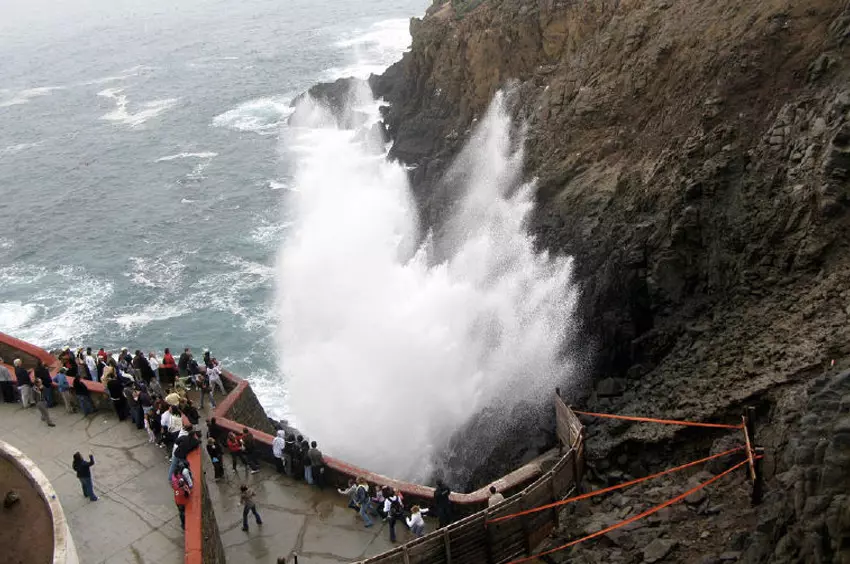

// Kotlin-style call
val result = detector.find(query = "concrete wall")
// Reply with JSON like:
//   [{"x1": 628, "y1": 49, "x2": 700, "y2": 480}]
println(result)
[
  {"x1": 201, "y1": 466, "x2": 227, "y2": 564},
  {"x1": 0, "y1": 439, "x2": 79, "y2": 564}
]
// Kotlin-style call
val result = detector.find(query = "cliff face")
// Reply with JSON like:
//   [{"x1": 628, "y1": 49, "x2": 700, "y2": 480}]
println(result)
[{"x1": 368, "y1": 0, "x2": 850, "y2": 561}]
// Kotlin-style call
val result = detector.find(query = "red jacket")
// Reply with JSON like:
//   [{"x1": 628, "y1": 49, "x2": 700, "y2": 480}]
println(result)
[
  {"x1": 171, "y1": 474, "x2": 191, "y2": 506},
  {"x1": 227, "y1": 434, "x2": 243, "y2": 453},
  {"x1": 162, "y1": 353, "x2": 177, "y2": 370}
]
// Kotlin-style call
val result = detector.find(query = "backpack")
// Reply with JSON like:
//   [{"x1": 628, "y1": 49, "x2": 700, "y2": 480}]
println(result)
[{"x1": 389, "y1": 496, "x2": 404, "y2": 518}]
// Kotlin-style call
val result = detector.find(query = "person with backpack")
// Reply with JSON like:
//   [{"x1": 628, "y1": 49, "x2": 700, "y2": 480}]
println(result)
[
  {"x1": 240, "y1": 485, "x2": 263, "y2": 532},
  {"x1": 353, "y1": 477, "x2": 373, "y2": 528},
  {"x1": 171, "y1": 463, "x2": 193, "y2": 530},
  {"x1": 383, "y1": 487, "x2": 406, "y2": 542}
]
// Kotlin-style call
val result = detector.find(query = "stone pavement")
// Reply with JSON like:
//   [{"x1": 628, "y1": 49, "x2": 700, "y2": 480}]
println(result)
[
  {"x1": 0, "y1": 401, "x2": 420, "y2": 564},
  {"x1": 206, "y1": 458, "x2": 400, "y2": 564},
  {"x1": 0, "y1": 401, "x2": 184, "y2": 564}
]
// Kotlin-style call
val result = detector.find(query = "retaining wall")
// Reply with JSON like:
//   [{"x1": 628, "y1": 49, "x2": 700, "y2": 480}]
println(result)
[{"x1": 0, "y1": 439, "x2": 79, "y2": 564}]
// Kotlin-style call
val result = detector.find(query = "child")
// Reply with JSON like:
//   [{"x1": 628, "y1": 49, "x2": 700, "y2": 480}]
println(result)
[
  {"x1": 240, "y1": 485, "x2": 263, "y2": 532},
  {"x1": 406, "y1": 505, "x2": 429, "y2": 537},
  {"x1": 144, "y1": 411, "x2": 156, "y2": 443}
]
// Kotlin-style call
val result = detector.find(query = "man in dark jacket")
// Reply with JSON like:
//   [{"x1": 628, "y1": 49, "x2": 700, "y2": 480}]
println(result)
[
  {"x1": 178, "y1": 348, "x2": 191, "y2": 378},
  {"x1": 14, "y1": 359, "x2": 34, "y2": 407},
  {"x1": 307, "y1": 441, "x2": 325, "y2": 487},
  {"x1": 72, "y1": 376, "x2": 95, "y2": 415},
  {"x1": 434, "y1": 479, "x2": 454, "y2": 528}
]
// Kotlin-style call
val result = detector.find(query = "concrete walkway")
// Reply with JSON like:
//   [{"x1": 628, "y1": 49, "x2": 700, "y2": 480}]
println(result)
[
  {"x1": 0, "y1": 402, "x2": 184, "y2": 564},
  {"x1": 0, "y1": 401, "x2": 415, "y2": 564}
]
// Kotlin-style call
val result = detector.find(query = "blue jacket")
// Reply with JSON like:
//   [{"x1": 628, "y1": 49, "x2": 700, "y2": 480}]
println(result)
[{"x1": 54, "y1": 372, "x2": 70, "y2": 392}]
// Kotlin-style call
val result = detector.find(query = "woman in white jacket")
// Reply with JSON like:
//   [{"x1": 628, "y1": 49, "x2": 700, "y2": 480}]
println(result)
[{"x1": 406, "y1": 505, "x2": 428, "y2": 538}]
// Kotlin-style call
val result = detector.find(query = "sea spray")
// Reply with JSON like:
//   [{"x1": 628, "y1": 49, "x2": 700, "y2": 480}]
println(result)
[{"x1": 278, "y1": 89, "x2": 579, "y2": 483}]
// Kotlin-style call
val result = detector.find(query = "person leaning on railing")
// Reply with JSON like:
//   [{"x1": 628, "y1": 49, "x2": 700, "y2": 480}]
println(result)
[{"x1": 0, "y1": 357, "x2": 15, "y2": 404}]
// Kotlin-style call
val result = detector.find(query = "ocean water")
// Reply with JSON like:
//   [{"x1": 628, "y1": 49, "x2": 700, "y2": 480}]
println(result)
[{"x1": 0, "y1": 0, "x2": 429, "y2": 420}]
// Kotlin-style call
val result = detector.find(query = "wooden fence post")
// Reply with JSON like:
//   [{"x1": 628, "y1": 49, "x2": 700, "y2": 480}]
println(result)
[
  {"x1": 443, "y1": 528, "x2": 452, "y2": 564},
  {"x1": 402, "y1": 546, "x2": 410, "y2": 564},
  {"x1": 550, "y1": 469, "x2": 560, "y2": 528}
]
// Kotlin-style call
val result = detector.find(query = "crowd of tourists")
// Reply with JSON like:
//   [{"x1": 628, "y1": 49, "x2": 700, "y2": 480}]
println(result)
[{"x1": 0, "y1": 344, "x2": 485, "y2": 545}]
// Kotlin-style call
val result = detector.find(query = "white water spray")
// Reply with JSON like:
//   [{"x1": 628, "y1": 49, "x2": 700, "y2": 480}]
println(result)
[{"x1": 277, "y1": 89, "x2": 579, "y2": 483}]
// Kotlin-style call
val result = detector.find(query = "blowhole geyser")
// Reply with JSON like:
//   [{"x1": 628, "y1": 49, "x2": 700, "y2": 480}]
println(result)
[{"x1": 278, "y1": 88, "x2": 579, "y2": 483}]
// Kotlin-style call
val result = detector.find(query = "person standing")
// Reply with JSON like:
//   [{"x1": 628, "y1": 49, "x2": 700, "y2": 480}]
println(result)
[
  {"x1": 487, "y1": 485, "x2": 505, "y2": 507},
  {"x1": 53, "y1": 367, "x2": 76, "y2": 413},
  {"x1": 272, "y1": 430, "x2": 286, "y2": 474},
  {"x1": 33, "y1": 359, "x2": 54, "y2": 407},
  {"x1": 383, "y1": 488, "x2": 406, "y2": 543},
  {"x1": 0, "y1": 357, "x2": 15, "y2": 403},
  {"x1": 73, "y1": 376, "x2": 95, "y2": 415},
  {"x1": 177, "y1": 348, "x2": 191, "y2": 380},
  {"x1": 283, "y1": 433, "x2": 296, "y2": 476},
  {"x1": 171, "y1": 463, "x2": 193, "y2": 530},
  {"x1": 62, "y1": 347, "x2": 78, "y2": 379},
  {"x1": 241, "y1": 428, "x2": 260, "y2": 474},
  {"x1": 14, "y1": 359, "x2": 34, "y2": 408},
  {"x1": 161, "y1": 348, "x2": 177, "y2": 386},
  {"x1": 434, "y1": 479, "x2": 453, "y2": 528},
  {"x1": 32, "y1": 378, "x2": 56, "y2": 427},
  {"x1": 354, "y1": 477, "x2": 373, "y2": 528},
  {"x1": 197, "y1": 371, "x2": 215, "y2": 410},
  {"x1": 107, "y1": 376, "x2": 129, "y2": 420},
  {"x1": 301, "y1": 438, "x2": 313, "y2": 484},
  {"x1": 207, "y1": 437, "x2": 225, "y2": 480},
  {"x1": 240, "y1": 485, "x2": 263, "y2": 532},
  {"x1": 227, "y1": 431, "x2": 249, "y2": 473},
  {"x1": 72, "y1": 452, "x2": 98, "y2": 501},
  {"x1": 147, "y1": 352, "x2": 160, "y2": 380},
  {"x1": 202, "y1": 349, "x2": 213, "y2": 370},
  {"x1": 85, "y1": 348, "x2": 99, "y2": 383},
  {"x1": 207, "y1": 359, "x2": 226, "y2": 396},
  {"x1": 307, "y1": 441, "x2": 325, "y2": 487}
]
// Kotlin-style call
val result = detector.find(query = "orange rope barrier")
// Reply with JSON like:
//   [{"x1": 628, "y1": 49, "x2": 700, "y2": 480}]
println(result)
[
  {"x1": 571, "y1": 409, "x2": 743, "y2": 430},
  {"x1": 506, "y1": 456, "x2": 759, "y2": 564},
  {"x1": 489, "y1": 446, "x2": 743, "y2": 524}
]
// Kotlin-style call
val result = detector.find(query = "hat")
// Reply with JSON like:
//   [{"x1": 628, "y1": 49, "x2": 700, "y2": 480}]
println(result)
[
  {"x1": 121, "y1": 347, "x2": 128, "y2": 352},
  {"x1": 63, "y1": 346, "x2": 70, "y2": 351},
  {"x1": 59, "y1": 367, "x2": 66, "y2": 373}
]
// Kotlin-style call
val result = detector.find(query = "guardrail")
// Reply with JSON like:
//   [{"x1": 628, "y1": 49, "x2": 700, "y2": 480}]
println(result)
[{"x1": 354, "y1": 392, "x2": 584, "y2": 564}]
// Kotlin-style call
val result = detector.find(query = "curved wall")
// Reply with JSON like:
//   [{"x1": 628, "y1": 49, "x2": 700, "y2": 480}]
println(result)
[{"x1": 0, "y1": 439, "x2": 78, "y2": 564}]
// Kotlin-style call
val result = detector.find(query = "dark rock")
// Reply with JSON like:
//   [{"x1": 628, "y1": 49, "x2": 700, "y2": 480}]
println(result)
[
  {"x1": 597, "y1": 378, "x2": 627, "y2": 397},
  {"x1": 643, "y1": 538, "x2": 677, "y2": 563},
  {"x1": 3, "y1": 490, "x2": 20, "y2": 508}
]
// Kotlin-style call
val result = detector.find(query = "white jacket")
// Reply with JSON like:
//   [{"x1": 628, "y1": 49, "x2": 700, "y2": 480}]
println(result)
[
  {"x1": 406, "y1": 509, "x2": 428, "y2": 530},
  {"x1": 272, "y1": 431, "x2": 286, "y2": 458}
]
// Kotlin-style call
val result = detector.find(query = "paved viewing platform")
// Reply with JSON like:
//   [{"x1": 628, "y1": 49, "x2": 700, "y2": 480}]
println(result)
[{"x1": 0, "y1": 400, "x2": 400, "y2": 563}]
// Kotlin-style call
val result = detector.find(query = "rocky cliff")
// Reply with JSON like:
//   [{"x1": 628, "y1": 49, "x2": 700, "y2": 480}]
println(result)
[{"x1": 364, "y1": 0, "x2": 850, "y2": 561}]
